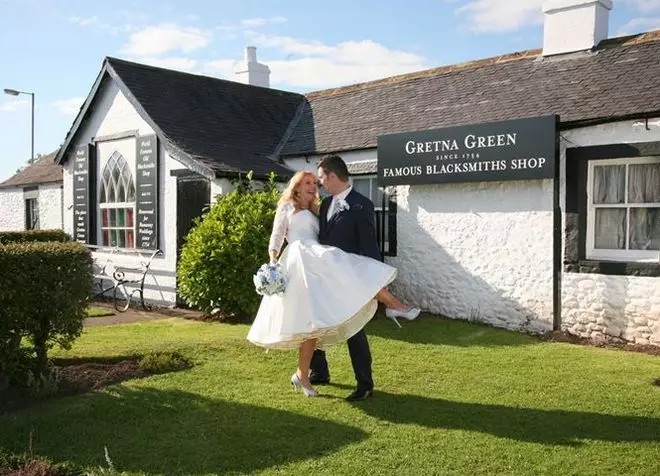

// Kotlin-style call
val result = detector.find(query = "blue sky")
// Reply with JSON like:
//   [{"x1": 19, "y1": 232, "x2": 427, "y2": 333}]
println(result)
[{"x1": 1, "y1": 0, "x2": 659, "y2": 182}]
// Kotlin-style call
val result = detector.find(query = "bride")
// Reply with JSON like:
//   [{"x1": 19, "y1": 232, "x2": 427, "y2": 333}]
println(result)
[{"x1": 247, "y1": 170, "x2": 419, "y2": 397}]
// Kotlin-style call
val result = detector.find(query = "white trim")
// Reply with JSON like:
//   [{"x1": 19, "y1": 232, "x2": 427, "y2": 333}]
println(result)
[{"x1": 586, "y1": 156, "x2": 660, "y2": 262}]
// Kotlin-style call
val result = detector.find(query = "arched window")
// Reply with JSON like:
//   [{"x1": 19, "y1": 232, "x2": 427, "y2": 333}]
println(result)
[{"x1": 99, "y1": 151, "x2": 136, "y2": 248}]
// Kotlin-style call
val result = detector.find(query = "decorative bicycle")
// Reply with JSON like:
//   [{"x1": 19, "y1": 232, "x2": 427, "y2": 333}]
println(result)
[{"x1": 90, "y1": 246, "x2": 163, "y2": 312}]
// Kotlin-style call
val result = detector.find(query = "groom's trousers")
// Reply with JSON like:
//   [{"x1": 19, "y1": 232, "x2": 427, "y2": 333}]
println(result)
[{"x1": 311, "y1": 329, "x2": 373, "y2": 391}]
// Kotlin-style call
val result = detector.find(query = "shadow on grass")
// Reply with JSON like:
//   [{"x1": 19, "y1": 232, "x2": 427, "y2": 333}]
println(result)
[
  {"x1": 351, "y1": 391, "x2": 660, "y2": 446},
  {"x1": 367, "y1": 312, "x2": 538, "y2": 348},
  {"x1": 0, "y1": 387, "x2": 367, "y2": 474}
]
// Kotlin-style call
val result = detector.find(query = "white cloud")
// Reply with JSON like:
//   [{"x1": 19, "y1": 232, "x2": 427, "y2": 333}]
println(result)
[
  {"x1": 202, "y1": 59, "x2": 235, "y2": 78},
  {"x1": 0, "y1": 99, "x2": 28, "y2": 112},
  {"x1": 241, "y1": 16, "x2": 287, "y2": 27},
  {"x1": 245, "y1": 33, "x2": 428, "y2": 89},
  {"x1": 69, "y1": 15, "x2": 98, "y2": 27},
  {"x1": 616, "y1": 16, "x2": 660, "y2": 35},
  {"x1": 121, "y1": 23, "x2": 212, "y2": 56},
  {"x1": 53, "y1": 97, "x2": 85, "y2": 116},
  {"x1": 450, "y1": 0, "x2": 543, "y2": 33}
]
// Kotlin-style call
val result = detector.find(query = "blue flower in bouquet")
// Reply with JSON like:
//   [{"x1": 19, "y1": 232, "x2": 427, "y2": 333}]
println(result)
[{"x1": 253, "y1": 262, "x2": 287, "y2": 296}]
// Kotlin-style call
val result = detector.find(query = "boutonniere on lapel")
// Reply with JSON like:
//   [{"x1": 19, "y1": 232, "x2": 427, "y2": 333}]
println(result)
[{"x1": 336, "y1": 199, "x2": 351, "y2": 213}]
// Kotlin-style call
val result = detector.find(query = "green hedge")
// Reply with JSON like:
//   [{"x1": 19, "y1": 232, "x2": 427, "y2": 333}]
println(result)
[
  {"x1": 0, "y1": 229, "x2": 70, "y2": 244},
  {"x1": 177, "y1": 173, "x2": 280, "y2": 318},
  {"x1": 0, "y1": 241, "x2": 92, "y2": 379}
]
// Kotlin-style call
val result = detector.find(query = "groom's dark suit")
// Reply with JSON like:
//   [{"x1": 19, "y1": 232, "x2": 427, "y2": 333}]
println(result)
[{"x1": 310, "y1": 188, "x2": 382, "y2": 393}]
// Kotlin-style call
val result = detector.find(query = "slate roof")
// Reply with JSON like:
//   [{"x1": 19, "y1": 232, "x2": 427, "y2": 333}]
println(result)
[
  {"x1": 0, "y1": 151, "x2": 62, "y2": 189},
  {"x1": 57, "y1": 57, "x2": 305, "y2": 180},
  {"x1": 280, "y1": 31, "x2": 660, "y2": 157}
]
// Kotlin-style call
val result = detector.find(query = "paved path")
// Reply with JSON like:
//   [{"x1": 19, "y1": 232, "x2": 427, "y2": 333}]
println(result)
[{"x1": 84, "y1": 302, "x2": 204, "y2": 327}]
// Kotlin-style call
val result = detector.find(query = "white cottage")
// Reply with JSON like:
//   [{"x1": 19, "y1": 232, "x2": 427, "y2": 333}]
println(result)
[
  {"x1": 56, "y1": 0, "x2": 660, "y2": 344},
  {"x1": 55, "y1": 50, "x2": 298, "y2": 306},
  {"x1": 0, "y1": 151, "x2": 63, "y2": 232}
]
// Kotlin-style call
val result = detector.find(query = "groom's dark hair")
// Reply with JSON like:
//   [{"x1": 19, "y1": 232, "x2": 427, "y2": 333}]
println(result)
[{"x1": 317, "y1": 154, "x2": 349, "y2": 182}]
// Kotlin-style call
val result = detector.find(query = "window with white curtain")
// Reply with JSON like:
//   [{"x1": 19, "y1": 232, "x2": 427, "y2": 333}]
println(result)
[{"x1": 587, "y1": 156, "x2": 660, "y2": 261}]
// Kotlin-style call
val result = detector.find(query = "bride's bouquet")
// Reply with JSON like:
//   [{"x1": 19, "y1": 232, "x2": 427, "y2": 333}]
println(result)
[{"x1": 253, "y1": 262, "x2": 287, "y2": 296}]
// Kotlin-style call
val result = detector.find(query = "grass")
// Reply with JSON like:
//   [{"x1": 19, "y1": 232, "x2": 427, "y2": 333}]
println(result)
[
  {"x1": 1, "y1": 315, "x2": 659, "y2": 475},
  {"x1": 85, "y1": 306, "x2": 115, "y2": 318}
]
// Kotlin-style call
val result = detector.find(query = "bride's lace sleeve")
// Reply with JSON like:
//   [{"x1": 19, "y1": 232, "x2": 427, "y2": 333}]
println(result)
[{"x1": 268, "y1": 203, "x2": 291, "y2": 254}]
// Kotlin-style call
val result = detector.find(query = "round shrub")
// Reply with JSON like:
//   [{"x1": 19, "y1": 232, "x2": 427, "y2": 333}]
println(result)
[
  {"x1": 177, "y1": 173, "x2": 280, "y2": 318},
  {"x1": 0, "y1": 241, "x2": 92, "y2": 377},
  {"x1": 138, "y1": 351, "x2": 189, "y2": 374}
]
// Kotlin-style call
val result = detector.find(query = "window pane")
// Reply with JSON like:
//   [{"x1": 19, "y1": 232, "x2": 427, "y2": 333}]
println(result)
[
  {"x1": 118, "y1": 229, "x2": 126, "y2": 248},
  {"x1": 629, "y1": 208, "x2": 660, "y2": 250},
  {"x1": 628, "y1": 163, "x2": 660, "y2": 203},
  {"x1": 102, "y1": 209, "x2": 109, "y2": 227},
  {"x1": 110, "y1": 209, "x2": 116, "y2": 227},
  {"x1": 118, "y1": 180, "x2": 126, "y2": 202},
  {"x1": 118, "y1": 208, "x2": 125, "y2": 227},
  {"x1": 101, "y1": 152, "x2": 135, "y2": 204},
  {"x1": 102, "y1": 230, "x2": 110, "y2": 246},
  {"x1": 112, "y1": 163, "x2": 121, "y2": 184},
  {"x1": 593, "y1": 165, "x2": 625, "y2": 204},
  {"x1": 371, "y1": 181, "x2": 385, "y2": 208},
  {"x1": 127, "y1": 208, "x2": 134, "y2": 227},
  {"x1": 127, "y1": 230, "x2": 134, "y2": 249},
  {"x1": 352, "y1": 178, "x2": 371, "y2": 199},
  {"x1": 110, "y1": 230, "x2": 118, "y2": 247},
  {"x1": 594, "y1": 208, "x2": 626, "y2": 249}
]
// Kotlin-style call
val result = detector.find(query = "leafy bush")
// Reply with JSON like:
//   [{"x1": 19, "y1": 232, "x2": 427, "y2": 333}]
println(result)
[
  {"x1": 177, "y1": 172, "x2": 280, "y2": 318},
  {"x1": 0, "y1": 241, "x2": 92, "y2": 378},
  {"x1": 138, "y1": 352, "x2": 189, "y2": 374},
  {"x1": 0, "y1": 229, "x2": 70, "y2": 244}
]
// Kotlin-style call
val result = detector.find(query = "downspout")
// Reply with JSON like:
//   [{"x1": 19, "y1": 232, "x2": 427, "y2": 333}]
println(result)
[{"x1": 552, "y1": 115, "x2": 562, "y2": 331}]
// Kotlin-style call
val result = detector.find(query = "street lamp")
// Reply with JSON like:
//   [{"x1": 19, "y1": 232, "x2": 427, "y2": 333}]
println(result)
[{"x1": 4, "y1": 88, "x2": 35, "y2": 163}]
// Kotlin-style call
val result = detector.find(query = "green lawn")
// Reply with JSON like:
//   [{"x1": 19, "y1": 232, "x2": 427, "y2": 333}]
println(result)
[
  {"x1": 85, "y1": 306, "x2": 115, "y2": 317},
  {"x1": 1, "y1": 315, "x2": 659, "y2": 475}
]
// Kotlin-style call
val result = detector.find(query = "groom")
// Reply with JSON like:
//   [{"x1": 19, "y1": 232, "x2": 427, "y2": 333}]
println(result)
[{"x1": 312, "y1": 154, "x2": 382, "y2": 401}]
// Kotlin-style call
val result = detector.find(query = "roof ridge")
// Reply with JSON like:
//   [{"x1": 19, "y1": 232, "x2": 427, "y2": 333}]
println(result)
[
  {"x1": 104, "y1": 56, "x2": 303, "y2": 99},
  {"x1": 304, "y1": 29, "x2": 660, "y2": 100}
]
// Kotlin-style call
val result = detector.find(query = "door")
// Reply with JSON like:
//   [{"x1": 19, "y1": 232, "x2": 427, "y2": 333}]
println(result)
[{"x1": 176, "y1": 173, "x2": 211, "y2": 306}]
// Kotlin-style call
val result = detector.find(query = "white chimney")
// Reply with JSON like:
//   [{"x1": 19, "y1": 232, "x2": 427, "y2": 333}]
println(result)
[
  {"x1": 542, "y1": 0, "x2": 613, "y2": 56},
  {"x1": 232, "y1": 46, "x2": 270, "y2": 88}
]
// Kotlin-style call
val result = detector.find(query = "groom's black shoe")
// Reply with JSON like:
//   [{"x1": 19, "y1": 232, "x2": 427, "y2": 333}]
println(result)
[
  {"x1": 309, "y1": 374, "x2": 330, "y2": 385},
  {"x1": 345, "y1": 388, "x2": 373, "y2": 402}
]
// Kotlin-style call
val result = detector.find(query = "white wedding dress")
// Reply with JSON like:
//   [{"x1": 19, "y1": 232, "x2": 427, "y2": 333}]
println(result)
[{"x1": 247, "y1": 202, "x2": 397, "y2": 350}]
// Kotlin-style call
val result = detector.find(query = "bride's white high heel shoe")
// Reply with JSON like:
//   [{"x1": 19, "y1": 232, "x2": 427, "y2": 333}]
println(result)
[
  {"x1": 385, "y1": 307, "x2": 421, "y2": 328},
  {"x1": 291, "y1": 373, "x2": 318, "y2": 397}
]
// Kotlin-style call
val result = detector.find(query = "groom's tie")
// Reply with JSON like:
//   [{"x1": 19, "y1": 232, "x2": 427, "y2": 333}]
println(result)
[{"x1": 328, "y1": 198, "x2": 338, "y2": 220}]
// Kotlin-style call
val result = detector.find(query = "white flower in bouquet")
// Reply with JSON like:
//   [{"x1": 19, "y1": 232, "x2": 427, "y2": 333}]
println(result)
[{"x1": 253, "y1": 262, "x2": 287, "y2": 296}]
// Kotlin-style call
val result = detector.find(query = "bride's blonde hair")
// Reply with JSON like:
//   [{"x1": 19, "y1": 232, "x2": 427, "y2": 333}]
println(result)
[{"x1": 279, "y1": 171, "x2": 320, "y2": 215}]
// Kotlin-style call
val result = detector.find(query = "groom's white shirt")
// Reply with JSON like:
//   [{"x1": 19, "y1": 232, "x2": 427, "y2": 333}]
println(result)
[{"x1": 327, "y1": 185, "x2": 352, "y2": 221}]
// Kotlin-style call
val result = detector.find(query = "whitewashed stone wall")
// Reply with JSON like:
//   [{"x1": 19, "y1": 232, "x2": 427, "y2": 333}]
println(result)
[
  {"x1": 389, "y1": 180, "x2": 554, "y2": 332},
  {"x1": 285, "y1": 151, "x2": 555, "y2": 333},
  {"x1": 0, "y1": 188, "x2": 24, "y2": 231},
  {"x1": 560, "y1": 117, "x2": 660, "y2": 344},
  {"x1": 562, "y1": 273, "x2": 660, "y2": 344},
  {"x1": 0, "y1": 184, "x2": 62, "y2": 232},
  {"x1": 38, "y1": 184, "x2": 63, "y2": 230}
]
